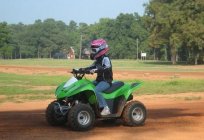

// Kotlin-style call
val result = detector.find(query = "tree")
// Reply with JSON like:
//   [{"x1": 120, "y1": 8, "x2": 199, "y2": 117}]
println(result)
[
  {"x1": 90, "y1": 14, "x2": 148, "y2": 59},
  {"x1": 144, "y1": 0, "x2": 204, "y2": 64},
  {"x1": 0, "y1": 22, "x2": 13, "y2": 59},
  {"x1": 179, "y1": 0, "x2": 204, "y2": 64}
]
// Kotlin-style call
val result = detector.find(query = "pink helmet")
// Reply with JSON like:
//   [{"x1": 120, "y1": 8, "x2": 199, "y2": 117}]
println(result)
[{"x1": 90, "y1": 39, "x2": 109, "y2": 59}]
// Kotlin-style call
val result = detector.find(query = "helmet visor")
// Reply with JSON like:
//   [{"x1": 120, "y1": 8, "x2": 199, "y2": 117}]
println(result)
[{"x1": 91, "y1": 48, "x2": 99, "y2": 53}]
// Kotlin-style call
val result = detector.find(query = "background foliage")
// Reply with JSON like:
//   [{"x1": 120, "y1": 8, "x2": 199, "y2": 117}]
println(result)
[{"x1": 0, "y1": 0, "x2": 203, "y2": 64}]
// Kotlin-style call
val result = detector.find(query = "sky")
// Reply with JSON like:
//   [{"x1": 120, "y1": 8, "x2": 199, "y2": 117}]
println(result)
[{"x1": 0, "y1": 0, "x2": 149, "y2": 25}]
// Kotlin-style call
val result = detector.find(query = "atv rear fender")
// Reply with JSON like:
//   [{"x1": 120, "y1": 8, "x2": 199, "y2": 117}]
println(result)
[{"x1": 124, "y1": 82, "x2": 142, "y2": 100}]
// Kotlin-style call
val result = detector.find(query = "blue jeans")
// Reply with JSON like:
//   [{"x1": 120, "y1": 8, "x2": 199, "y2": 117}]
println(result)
[{"x1": 93, "y1": 81, "x2": 110, "y2": 108}]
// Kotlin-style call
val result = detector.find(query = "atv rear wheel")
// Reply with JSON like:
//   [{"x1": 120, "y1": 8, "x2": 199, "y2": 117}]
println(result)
[
  {"x1": 68, "y1": 103, "x2": 95, "y2": 131},
  {"x1": 46, "y1": 101, "x2": 67, "y2": 126},
  {"x1": 122, "y1": 101, "x2": 146, "y2": 126}
]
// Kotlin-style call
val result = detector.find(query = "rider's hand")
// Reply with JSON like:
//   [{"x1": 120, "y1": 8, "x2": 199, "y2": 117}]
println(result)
[
  {"x1": 90, "y1": 69, "x2": 95, "y2": 74},
  {"x1": 79, "y1": 68, "x2": 85, "y2": 72}
]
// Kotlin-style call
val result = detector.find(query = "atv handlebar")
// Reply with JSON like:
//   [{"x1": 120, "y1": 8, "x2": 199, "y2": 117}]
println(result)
[
  {"x1": 71, "y1": 68, "x2": 90, "y2": 74},
  {"x1": 71, "y1": 68, "x2": 90, "y2": 80}
]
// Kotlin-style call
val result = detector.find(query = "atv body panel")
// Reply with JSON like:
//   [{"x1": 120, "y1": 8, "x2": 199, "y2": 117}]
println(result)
[
  {"x1": 46, "y1": 69, "x2": 146, "y2": 131},
  {"x1": 55, "y1": 76, "x2": 141, "y2": 116}
]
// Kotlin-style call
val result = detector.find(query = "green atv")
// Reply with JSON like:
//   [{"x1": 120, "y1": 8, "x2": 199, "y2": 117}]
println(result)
[{"x1": 46, "y1": 69, "x2": 146, "y2": 131}]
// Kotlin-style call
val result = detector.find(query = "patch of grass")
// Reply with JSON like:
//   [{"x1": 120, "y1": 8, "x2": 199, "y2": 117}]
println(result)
[
  {"x1": 0, "y1": 73, "x2": 62, "y2": 102},
  {"x1": 0, "y1": 86, "x2": 54, "y2": 95},
  {"x1": 0, "y1": 73, "x2": 67, "y2": 86},
  {"x1": 1, "y1": 94, "x2": 53, "y2": 103},
  {"x1": 136, "y1": 79, "x2": 204, "y2": 95},
  {"x1": 0, "y1": 73, "x2": 63, "y2": 96},
  {"x1": 1, "y1": 59, "x2": 204, "y2": 72},
  {"x1": 184, "y1": 96, "x2": 202, "y2": 101},
  {"x1": 0, "y1": 98, "x2": 6, "y2": 104},
  {"x1": 21, "y1": 95, "x2": 53, "y2": 101},
  {"x1": 4, "y1": 95, "x2": 23, "y2": 103},
  {"x1": 0, "y1": 59, "x2": 92, "y2": 68},
  {"x1": 1, "y1": 72, "x2": 204, "y2": 102},
  {"x1": 165, "y1": 80, "x2": 179, "y2": 86}
]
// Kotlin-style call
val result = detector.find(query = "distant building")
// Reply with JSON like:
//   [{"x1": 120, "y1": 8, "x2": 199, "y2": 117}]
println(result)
[
  {"x1": 67, "y1": 47, "x2": 75, "y2": 59},
  {"x1": 53, "y1": 52, "x2": 66, "y2": 59},
  {"x1": 82, "y1": 48, "x2": 91, "y2": 59}
]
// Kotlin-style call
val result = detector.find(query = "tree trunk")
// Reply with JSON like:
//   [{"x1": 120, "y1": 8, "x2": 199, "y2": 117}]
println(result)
[
  {"x1": 49, "y1": 52, "x2": 52, "y2": 59},
  {"x1": 14, "y1": 51, "x2": 16, "y2": 59},
  {"x1": 171, "y1": 47, "x2": 177, "y2": 65},
  {"x1": 19, "y1": 50, "x2": 22, "y2": 59},
  {"x1": 194, "y1": 53, "x2": 199, "y2": 65},
  {"x1": 38, "y1": 46, "x2": 40, "y2": 59},
  {"x1": 165, "y1": 46, "x2": 168, "y2": 61},
  {"x1": 195, "y1": 57, "x2": 198, "y2": 65},
  {"x1": 171, "y1": 54, "x2": 176, "y2": 65}
]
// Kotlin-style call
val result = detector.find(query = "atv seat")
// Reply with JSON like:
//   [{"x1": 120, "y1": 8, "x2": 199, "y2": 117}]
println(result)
[{"x1": 103, "y1": 81, "x2": 124, "y2": 94}]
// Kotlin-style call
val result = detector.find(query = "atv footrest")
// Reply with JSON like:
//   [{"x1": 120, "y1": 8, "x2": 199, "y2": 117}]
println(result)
[{"x1": 100, "y1": 114, "x2": 120, "y2": 118}]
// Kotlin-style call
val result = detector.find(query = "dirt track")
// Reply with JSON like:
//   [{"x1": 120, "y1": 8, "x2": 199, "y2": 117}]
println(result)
[
  {"x1": 0, "y1": 94, "x2": 204, "y2": 140},
  {"x1": 1, "y1": 65, "x2": 204, "y2": 80},
  {"x1": 0, "y1": 65, "x2": 204, "y2": 139}
]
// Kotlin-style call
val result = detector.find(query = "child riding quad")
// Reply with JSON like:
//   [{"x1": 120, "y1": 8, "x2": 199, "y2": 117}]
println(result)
[{"x1": 46, "y1": 39, "x2": 146, "y2": 131}]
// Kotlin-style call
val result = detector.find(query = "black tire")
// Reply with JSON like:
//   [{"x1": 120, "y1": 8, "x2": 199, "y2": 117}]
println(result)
[
  {"x1": 122, "y1": 101, "x2": 146, "y2": 126},
  {"x1": 46, "y1": 101, "x2": 67, "y2": 126},
  {"x1": 68, "y1": 103, "x2": 95, "y2": 131}
]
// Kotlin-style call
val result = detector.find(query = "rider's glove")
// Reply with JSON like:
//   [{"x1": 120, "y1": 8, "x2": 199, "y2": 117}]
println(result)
[
  {"x1": 89, "y1": 69, "x2": 95, "y2": 74},
  {"x1": 79, "y1": 68, "x2": 85, "y2": 72}
]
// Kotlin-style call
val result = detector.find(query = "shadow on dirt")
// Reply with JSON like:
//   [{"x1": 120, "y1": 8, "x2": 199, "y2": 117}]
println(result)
[
  {"x1": 0, "y1": 107, "x2": 202, "y2": 128},
  {"x1": 143, "y1": 61, "x2": 187, "y2": 66},
  {"x1": 0, "y1": 107, "x2": 203, "y2": 139},
  {"x1": 147, "y1": 108, "x2": 203, "y2": 119}
]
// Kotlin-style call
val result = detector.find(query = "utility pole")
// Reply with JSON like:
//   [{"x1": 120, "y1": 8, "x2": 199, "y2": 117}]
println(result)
[
  {"x1": 79, "y1": 35, "x2": 82, "y2": 59},
  {"x1": 165, "y1": 45, "x2": 167, "y2": 61},
  {"x1": 38, "y1": 45, "x2": 40, "y2": 59},
  {"x1": 19, "y1": 45, "x2": 22, "y2": 59},
  {"x1": 136, "y1": 38, "x2": 139, "y2": 60}
]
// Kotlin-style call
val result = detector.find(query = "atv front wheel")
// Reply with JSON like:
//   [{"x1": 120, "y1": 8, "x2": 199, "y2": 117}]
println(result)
[
  {"x1": 46, "y1": 101, "x2": 67, "y2": 126},
  {"x1": 122, "y1": 101, "x2": 146, "y2": 126},
  {"x1": 68, "y1": 103, "x2": 95, "y2": 131}
]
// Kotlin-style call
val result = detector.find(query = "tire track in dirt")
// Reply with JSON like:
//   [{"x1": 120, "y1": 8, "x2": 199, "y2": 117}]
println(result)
[{"x1": 0, "y1": 94, "x2": 204, "y2": 140}]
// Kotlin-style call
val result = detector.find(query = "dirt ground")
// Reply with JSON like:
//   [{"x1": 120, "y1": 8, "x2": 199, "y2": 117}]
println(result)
[
  {"x1": 0, "y1": 94, "x2": 204, "y2": 140},
  {"x1": 0, "y1": 65, "x2": 204, "y2": 140},
  {"x1": 1, "y1": 65, "x2": 204, "y2": 80}
]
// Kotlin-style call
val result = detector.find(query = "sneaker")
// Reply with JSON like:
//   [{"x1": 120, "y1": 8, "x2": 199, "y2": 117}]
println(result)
[{"x1": 101, "y1": 106, "x2": 111, "y2": 116}]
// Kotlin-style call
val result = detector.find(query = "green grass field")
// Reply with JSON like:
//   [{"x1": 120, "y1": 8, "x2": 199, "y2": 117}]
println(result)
[
  {"x1": 1, "y1": 58, "x2": 204, "y2": 72},
  {"x1": 0, "y1": 59, "x2": 204, "y2": 103}
]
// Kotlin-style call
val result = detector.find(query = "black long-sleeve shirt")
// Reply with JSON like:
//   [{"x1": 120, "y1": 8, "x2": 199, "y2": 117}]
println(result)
[{"x1": 86, "y1": 55, "x2": 113, "y2": 84}]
